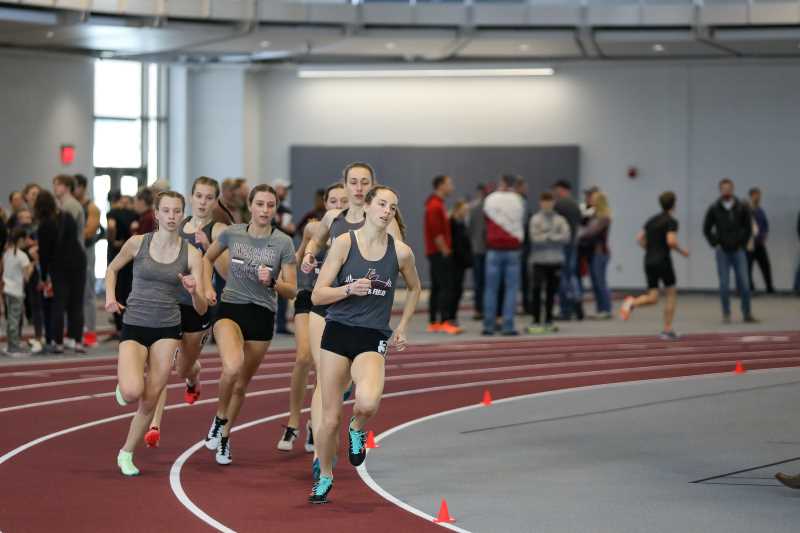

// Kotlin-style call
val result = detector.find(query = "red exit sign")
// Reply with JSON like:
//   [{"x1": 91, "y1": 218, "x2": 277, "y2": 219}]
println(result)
[{"x1": 60, "y1": 144, "x2": 75, "y2": 165}]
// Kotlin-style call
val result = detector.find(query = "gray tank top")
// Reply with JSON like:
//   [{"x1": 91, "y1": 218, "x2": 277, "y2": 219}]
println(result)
[
  {"x1": 123, "y1": 232, "x2": 189, "y2": 328},
  {"x1": 177, "y1": 217, "x2": 214, "y2": 305},
  {"x1": 326, "y1": 231, "x2": 399, "y2": 336}
]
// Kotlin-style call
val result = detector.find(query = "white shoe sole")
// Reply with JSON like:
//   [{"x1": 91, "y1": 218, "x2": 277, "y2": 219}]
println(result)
[
  {"x1": 277, "y1": 439, "x2": 295, "y2": 452},
  {"x1": 205, "y1": 437, "x2": 219, "y2": 451},
  {"x1": 215, "y1": 454, "x2": 232, "y2": 465},
  {"x1": 304, "y1": 442, "x2": 314, "y2": 453}
]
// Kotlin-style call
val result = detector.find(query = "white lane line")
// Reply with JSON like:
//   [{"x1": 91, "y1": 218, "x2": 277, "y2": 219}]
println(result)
[
  {"x1": 3, "y1": 351, "x2": 800, "y2": 413},
  {"x1": 4, "y1": 343, "x2": 799, "y2": 394},
  {"x1": 355, "y1": 368, "x2": 800, "y2": 532}
]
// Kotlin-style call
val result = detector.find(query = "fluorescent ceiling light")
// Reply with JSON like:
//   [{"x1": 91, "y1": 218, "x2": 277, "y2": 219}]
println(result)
[{"x1": 297, "y1": 67, "x2": 554, "y2": 79}]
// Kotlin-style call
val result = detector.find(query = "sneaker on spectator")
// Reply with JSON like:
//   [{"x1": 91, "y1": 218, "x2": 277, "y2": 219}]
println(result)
[
  {"x1": 4, "y1": 345, "x2": 31, "y2": 358},
  {"x1": 28, "y1": 339, "x2": 43, "y2": 354}
]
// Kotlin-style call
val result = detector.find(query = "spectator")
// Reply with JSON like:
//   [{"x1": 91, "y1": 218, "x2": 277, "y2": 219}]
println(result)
[
  {"x1": 448, "y1": 200, "x2": 473, "y2": 326},
  {"x1": 515, "y1": 178, "x2": 532, "y2": 314},
  {"x1": 746, "y1": 187, "x2": 775, "y2": 294},
  {"x1": 553, "y1": 180, "x2": 583, "y2": 321},
  {"x1": 580, "y1": 191, "x2": 613, "y2": 319},
  {"x1": 703, "y1": 178, "x2": 757, "y2": 323},
  {"x1": 271, "y1": 178, "x2": 295, "y2": 335},
  {"x1": 212, "y1": 178, "x2": 239, "y2": 225},
  {"x1": 467, "y1": 184, "x2": 488, "y2": 320},
  {"x1": 132, "y1": 188, "x2": 155, "y2": 235},
  {"x1": 425, "y1": 174, "x2": 460, "y2": 334},
  {"x1": 527, "y1": 191, "x2": 570, "y2": 334},
  {"x1": 3, "y1": 227, "x2": 34, "y2": 356},
  {"x1": 34, "y1": 190, "x2": 87, "y2": 353},
  {"x1": 22, "y1": 183, "x2": 41, "y2": 213},
  {"x1": 52, "y1": 175, "x2": 86, "y2": 248},
  {"x1": 106, "y1": 190, "x2": 138, "y2": 337},
  {"x1": 74, "y1": 174, "x2": 102, "y2": 346},
  {"x1": 17, "y1": 208, "x2": 44, "y2": 353},
  {"x1": 482, "y1": 174, "x2": 525, "y2": 336},
  {"x1": 7, "y1": 191, "x2": 26, "y2": 229},
  {"x1": 795, "y1": 210, "x2": 800, "y2": 295},
  {"x1": 297, "y1": 188, "x2": 326, "y2": 237}
]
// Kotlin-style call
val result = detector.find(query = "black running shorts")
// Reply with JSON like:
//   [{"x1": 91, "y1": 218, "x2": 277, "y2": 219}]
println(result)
[
  {"x1": 294, "y1": 290, "x2": 313, "y2": 315},
  {"x1": 321, "y1": 320, "x2": 389, "y2": 361},
  {"x1": 180, "y1": 304, "x2": 213, "y2": 333},
  {"x1": 310, "y1": 303, "x2": 329, "y2": 318},
  {"x1": 216, "y1": 302, "x2": 275, "y2": 342},
  {"x1": 645, "y1": 261, "x2": 676, "y2": 289},
  {"x1": 121, "y1": 323, "x2": 183, "y2": 348}
]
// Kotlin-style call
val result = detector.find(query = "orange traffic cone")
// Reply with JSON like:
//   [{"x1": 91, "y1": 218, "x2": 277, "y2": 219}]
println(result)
[
  {"x1": 365, "y1": 430, "x2": 380, "y2": 449},
  {"x1": 481, "y1": 389, "x2": 492, "y2": 406},
  {"x1": 734, "y1": 361, "x2": 745, "y2": 374},
  {"x1": 433, "y1": 499, "x2": 456, "y2": 523}
]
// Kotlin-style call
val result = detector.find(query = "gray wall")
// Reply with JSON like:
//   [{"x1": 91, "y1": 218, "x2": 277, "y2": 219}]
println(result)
[
  {"x1": 252, "y1": 62, "x2": 800, "y2": 290},
  {"x1": 290, "y1": 145, "x2": 579, "y2": 285},
  {"x1": 0, "y1": 51, "x2": 93, "y2": 197}
]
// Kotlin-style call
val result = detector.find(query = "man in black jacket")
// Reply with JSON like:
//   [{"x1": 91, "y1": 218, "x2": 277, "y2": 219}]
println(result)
[{"x1": 703, "y1": 178, "x2": 757, "y2": 323}]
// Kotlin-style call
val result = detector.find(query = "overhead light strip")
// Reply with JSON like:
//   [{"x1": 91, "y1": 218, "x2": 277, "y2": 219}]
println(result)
[{"x1": 297, "y1": 67, "x2": 555, "y2": 79}]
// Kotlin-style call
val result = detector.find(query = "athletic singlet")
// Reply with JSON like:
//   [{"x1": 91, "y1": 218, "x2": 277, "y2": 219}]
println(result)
[
  {"x1": 305, "y1": 209, "x2": 366, "y2": 295},
  {"x1": 123, "y1": 232, "x2": 189, "y2": 328},
  {"x1": 177, "y1": 217, "x2": 215, "y2": 306},
  {"x1": 325, "y1": 231, "x2": 399, "y2": 337}
]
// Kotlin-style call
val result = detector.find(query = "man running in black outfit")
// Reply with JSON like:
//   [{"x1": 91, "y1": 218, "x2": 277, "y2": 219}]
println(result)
[{"x1": 620, "y1": 191, "x2": 688, "y2": 339}]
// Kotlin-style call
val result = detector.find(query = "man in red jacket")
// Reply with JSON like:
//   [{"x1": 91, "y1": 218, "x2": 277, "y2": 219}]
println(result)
[{"x1": 424, "y1": 175, "x2": 460, "y2": 334}]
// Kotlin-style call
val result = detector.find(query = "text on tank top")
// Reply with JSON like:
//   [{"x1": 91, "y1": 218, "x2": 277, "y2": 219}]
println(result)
[
  {"x1": 325, "y1": 230, "x2": 399, "y2": 336},
  {"x1": 123, "y1": 232, "x2": 189, "y2": 328}
]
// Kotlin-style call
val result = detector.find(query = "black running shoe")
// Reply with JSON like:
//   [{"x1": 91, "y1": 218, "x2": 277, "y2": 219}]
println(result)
[
  {"x1": 347, "y1": 417, "x2": 366, "y2": 467},
  {"x1": 308, "y1": 476, "x2": 333, "y2": 504}
]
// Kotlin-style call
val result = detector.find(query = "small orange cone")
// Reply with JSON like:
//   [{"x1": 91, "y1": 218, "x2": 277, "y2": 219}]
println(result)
[
  {"x1": 481, "y1": 389, "x2": 492, "y2": 406},
  {"x1": 735, "y1": 361, "x2": 745, "y2": 374},
  {"x1": 433, "y1": 499, "x2": 456, "y2": 523},
  {"x1": 365, "y1": 430, "x2": 380, "y2": 449}
]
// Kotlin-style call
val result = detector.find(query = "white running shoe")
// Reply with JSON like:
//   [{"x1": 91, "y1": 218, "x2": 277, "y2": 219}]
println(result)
[
  {"x1": 216, "y1": 438, "x2": 232, "y2": 465},
  {"x1": 28, "y1": 339, "x2": 43, "y2": 354},
  {"x1": 205, "y1": 416, "x2": 226, "y2": 451},
  {"x1": 304, "y1": 420, "x2": 314, "y2": 453},
  {"x1": 277, "y1": 426, "x2": 298, "y2": 452}
]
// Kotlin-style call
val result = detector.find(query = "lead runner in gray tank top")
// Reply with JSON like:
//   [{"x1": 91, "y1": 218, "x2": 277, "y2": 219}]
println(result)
[
  {"x1": 124, "y1": 232, "x2": 189, "y2": 328},
  {"x1": 325, "y1": 230, "x2": 399, "y2": 337}
]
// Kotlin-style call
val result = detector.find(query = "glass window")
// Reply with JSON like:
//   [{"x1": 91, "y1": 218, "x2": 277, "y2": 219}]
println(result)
[
  {"x1": 93, "y1": 174, "x2": 111, "y2": 228},
  {"x1": 94, "y1": 60, "x2": 142, "y2": 119},
  {"x1": 93, "y1": 119, "x2": 142, "y2": 168},
  {"x1": 120, "y1": 175, "x2": 139, "y2": 197},
  {"x1": 147, "y1": 119, "x2": 158, "y2": 185},
  {"x1": 95, "y1": 239, "x2": 108, "y2": 279}
]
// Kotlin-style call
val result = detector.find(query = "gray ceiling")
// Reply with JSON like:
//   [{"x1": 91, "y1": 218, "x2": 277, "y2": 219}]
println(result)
[{"x1": 1, "y1": 0, "x2": 800, "y2": 62}]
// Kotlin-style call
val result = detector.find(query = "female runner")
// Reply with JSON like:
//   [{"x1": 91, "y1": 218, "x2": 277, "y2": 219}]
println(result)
[
  {"x1": 277, "y1": 183, "x2": 348, "y2": 452},
  {"x1": 308, "y1": 186, "x2": 421, "y2": 503},
  {"x1": 202, "y1": 184, "x2": 297, "y2": 465},
  {"x1": 144, "y1": 176, "x2": 229, "y2": 447},
  {"x1": 106, "y1": 191, "x2": 207, "y2": 476},
  {"x1": 301, "y1": 163, "x2": 405, "y2": 479}
]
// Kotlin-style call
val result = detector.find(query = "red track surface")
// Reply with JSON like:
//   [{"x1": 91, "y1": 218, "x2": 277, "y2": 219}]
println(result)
[{"x1": 1, "y1": 331, "x2": 799, "y2": 532}]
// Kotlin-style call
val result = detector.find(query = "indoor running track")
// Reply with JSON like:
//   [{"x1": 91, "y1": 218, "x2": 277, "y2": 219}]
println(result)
[{"x1": 1, "y1": 331, "x2": 799, "y2": 533}]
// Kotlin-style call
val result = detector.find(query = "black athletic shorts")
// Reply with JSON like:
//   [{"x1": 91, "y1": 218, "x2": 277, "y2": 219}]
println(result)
[
  {"x1": 310, "y1": 304, "x2": 329, "y2": 318},
  {"x1": 121, "y1": 323, "x2": 183, "y2": 348},
  {"x1": 294, "y1": 290, "x2": 313, "y2": 315},
  {"x1": 180, "y1": 304, "x2": 213, "y2": 333},
  {"x1": 321, "y1": 320, "x2": 389, "y2": 361},
  {"x1": 216, "y1": 302, "x2": 275, "y2": 342},
  {"x1": 645, "y1": 261, "x2": 676, "y2": 289}
]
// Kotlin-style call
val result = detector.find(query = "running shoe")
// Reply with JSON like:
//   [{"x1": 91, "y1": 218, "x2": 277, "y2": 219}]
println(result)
[
  {"x1": 144, "y1": 426, "x2": 160, "y2": 448},
  {"x1": 73, "y1": 343, "x2": 87, "y2": 354},
  {"x1": 205, "y1": 416, "x2": 227, "y2": 450},
  {"x1": 312, "y1": 457, "x2": 320, "y2": 481},
  {"x1": 28, "y1": 339, "x2": 43, "y2": 354},
  {"x1": 544, "y1": 323, "x2": 559, "y2": 333},
  {"x1": 304, "y1": 420, "x2": 314, "y2": 453},
  {"x1": 342, "y1": 382, "x2": 354, "y2": 402},
  {"x1": 347, "y1": 417, "x2": 367, "y2": 467},
  {"x1": 3, "y1": 345, "x2": 31, "y2": 358},
  {"x1": 526, "y1": 324, "x2": 547, "y2": 335},
  {"x1": 480, "y1": 330, "x2": 494, "y2": 336},
  {"x1": 216, "y1": 437, "x2": 232, "y2": 465},
  {"x1": 620, "y1": 296, "x2": 635, "y2": 321},
  {"x1": 426, "y1": 322, "x2": 442, "y2": 333},
  {"x1": 502, "y1": 330, "x2": 519, "y2": 336},
  {"x1": 439, "y1": 322, "x2": 463, "y2": 335},
  {"x1": 277, "y1": 426, "x2": 298, "y2": 452},
  {"x1": 184, "y1": 380, "x2": 201, "y2": 405},
  {"x1": 659, "y1": 330, "x2": 680, "y2": 341},
  {"x1": 308, "y1": 475, "x2": 333, "y2": 504},
  {"x1": 776, "y1": 472, "x2": 800, "y2": 489},
  {"x1": 115, "y1": 384, "x2": 128, "y2": 406},
  {"x1": 117, "y1": 450, "x2": 140, "y2": 476}
]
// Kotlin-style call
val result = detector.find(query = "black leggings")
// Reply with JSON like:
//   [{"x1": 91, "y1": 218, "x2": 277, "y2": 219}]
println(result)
[
  {"x1": 51, "y1": 268, "x2": 86, "y2": 345},
  {"x1": 428, "y1": 253, "x2": 454, "y2": 324},
  {"x1": 531, "y1": 264, "x2": 561, "y2": 325},
  {"x1": 747, "y1": 243, "x2": 774, "y2": 292}
]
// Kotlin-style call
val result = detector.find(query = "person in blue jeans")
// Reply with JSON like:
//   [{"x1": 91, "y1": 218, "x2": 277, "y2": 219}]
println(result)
[
  {"x1": 580, "y1": 191, "x2": 612, "y2": 318},
  {"x1": 552, "y1": 180, "x2": 583, "y2": 320},
  {"x1": 482, "y1": 175, "x2": 526, "y2": 336},
  {"x1": 703, "y1": 178, "x2": 757, "y2": 323}
]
